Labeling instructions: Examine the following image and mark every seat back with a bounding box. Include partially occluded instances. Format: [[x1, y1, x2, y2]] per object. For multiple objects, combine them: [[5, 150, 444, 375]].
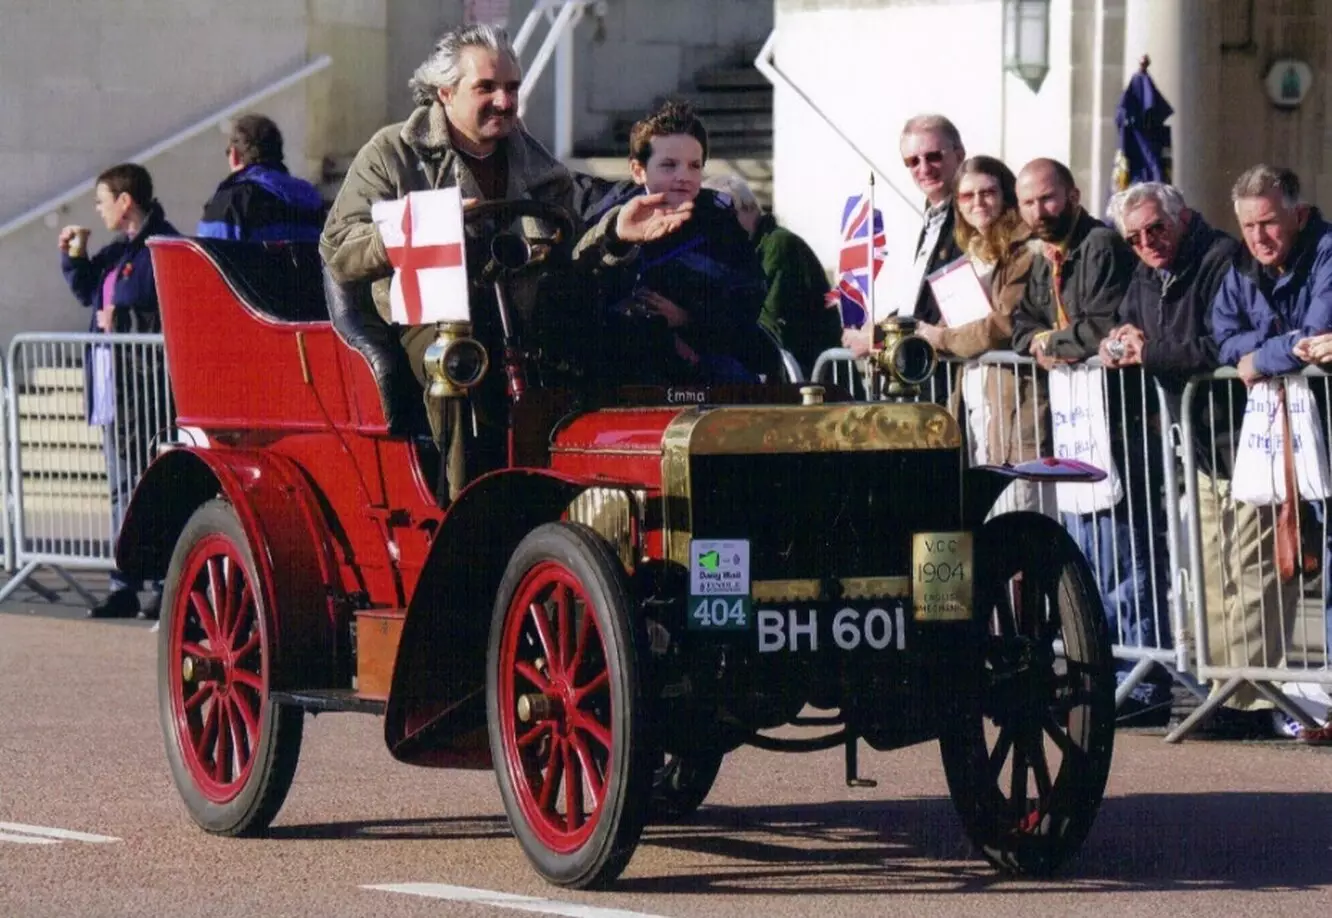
[[193, 240, 329, 323]]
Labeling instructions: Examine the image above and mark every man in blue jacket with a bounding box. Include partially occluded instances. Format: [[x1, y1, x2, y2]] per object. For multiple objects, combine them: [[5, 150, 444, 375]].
[[1211, 164, 1332, 745], [197, 114, 324, 242], [59, 163, 177, 619]]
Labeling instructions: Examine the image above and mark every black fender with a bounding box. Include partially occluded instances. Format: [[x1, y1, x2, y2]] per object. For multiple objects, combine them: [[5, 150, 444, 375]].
[[385, 468, 637, 768], [116, 447, 344, 689], [963, 458, 1106, 529]]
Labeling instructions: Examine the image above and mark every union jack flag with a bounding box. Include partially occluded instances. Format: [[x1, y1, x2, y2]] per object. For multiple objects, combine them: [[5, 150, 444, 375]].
[[827, 194, 887, 328]]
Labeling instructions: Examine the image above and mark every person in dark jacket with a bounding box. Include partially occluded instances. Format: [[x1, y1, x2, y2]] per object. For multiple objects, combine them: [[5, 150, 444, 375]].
[[59, 163, 177, 619], [1103, 181, 1289, 737], [573, 101, 771, 385], [1011, 158, 1172, 722], [703, 174, 840, 376], [842, 114, 965, 391], [197, 114, 324, 242], [1211, 165, 1332, 745]]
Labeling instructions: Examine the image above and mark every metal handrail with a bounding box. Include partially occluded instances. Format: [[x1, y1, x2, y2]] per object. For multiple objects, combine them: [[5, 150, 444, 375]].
[[0, 55, 333, 243], [753, 30, 921, 217], [514, 0, 598, 160]]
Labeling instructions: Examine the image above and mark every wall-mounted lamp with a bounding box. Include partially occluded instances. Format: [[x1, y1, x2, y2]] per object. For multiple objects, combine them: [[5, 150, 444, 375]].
[[1003, 0, 1051, 93]]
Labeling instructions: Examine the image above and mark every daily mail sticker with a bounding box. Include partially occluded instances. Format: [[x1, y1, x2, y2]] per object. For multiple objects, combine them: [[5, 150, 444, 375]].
[[689, 540, 750, 596]]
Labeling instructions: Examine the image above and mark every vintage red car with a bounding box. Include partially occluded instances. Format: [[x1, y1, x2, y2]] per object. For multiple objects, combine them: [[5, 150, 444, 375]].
[[120, 205, 1115, 889]]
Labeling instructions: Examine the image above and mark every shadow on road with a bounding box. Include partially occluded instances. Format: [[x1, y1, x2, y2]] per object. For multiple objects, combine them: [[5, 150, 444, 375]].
[[620, 793, 1332, 895], [267, 813, 512, 842]]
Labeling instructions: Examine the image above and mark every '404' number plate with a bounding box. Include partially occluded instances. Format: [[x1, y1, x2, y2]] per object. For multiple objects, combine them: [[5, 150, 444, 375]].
[[690, 596, 751, 631]]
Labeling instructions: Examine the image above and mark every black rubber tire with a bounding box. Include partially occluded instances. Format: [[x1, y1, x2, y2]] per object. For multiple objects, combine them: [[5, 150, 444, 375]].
[[486, 522, 651, 889], [158, 499, 303, 836], [649, 753, 724, 822], [938, 512, 1116, 875]]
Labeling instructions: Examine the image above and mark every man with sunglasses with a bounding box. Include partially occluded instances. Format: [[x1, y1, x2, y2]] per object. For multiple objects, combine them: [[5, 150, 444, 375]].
[[841, 115, 964, 397], [1103, 183, 1285, 738]]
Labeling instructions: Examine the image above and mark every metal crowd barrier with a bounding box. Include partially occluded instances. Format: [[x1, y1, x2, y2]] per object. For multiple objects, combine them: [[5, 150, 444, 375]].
[[1166, 367, 1331, 741], [0, 332, 172, 607]]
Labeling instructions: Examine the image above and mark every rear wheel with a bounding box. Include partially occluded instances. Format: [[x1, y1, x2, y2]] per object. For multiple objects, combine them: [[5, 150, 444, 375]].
[[939, 512, 1115, 875], [487, 522, 651, 889], [649, 752, 724, 821], [158, 499, 303, 836]]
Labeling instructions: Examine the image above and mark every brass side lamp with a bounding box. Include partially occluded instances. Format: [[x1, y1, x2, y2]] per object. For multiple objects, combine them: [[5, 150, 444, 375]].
[[422, 321, 489, 399], [872, 317, 939, 398]]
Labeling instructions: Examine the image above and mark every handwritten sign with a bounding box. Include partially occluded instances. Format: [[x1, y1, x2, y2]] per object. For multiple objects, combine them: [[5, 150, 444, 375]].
[[1048, 364, 1123, 514], [1231, 378, 1332, 505]]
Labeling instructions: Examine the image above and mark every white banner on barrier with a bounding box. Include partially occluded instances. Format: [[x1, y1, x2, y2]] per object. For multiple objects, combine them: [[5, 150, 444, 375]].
[[1231, 378, 1332, 506], [1048, 364, 1122, 514]]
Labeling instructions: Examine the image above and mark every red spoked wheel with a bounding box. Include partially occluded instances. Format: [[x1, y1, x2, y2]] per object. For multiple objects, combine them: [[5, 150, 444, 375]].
[[488, 522, 649, 889], [158, 499, 302, 836], [939, 512, 1116, 875]]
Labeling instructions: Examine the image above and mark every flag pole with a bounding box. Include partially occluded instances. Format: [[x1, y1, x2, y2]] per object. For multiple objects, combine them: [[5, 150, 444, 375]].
[[867, 172, 877, 331]]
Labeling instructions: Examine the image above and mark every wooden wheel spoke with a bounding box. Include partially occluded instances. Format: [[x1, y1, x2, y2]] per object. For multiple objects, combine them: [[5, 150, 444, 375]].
[[515, 661, 551, 693], [1009, 739, 1029, 815], [538, 737, 564, 812], [1042, 713, 1079, 757], [189, 589, 222, 647], [572, 713, 612, 753], [222, 564, 242, 645], [196, 699, 220, 761], [573, 670, 609, 706], [988, 726, 1014, 786], [555, 584, 573, 673], [182, 641, 214, 661], [991, 584, 1018, 639], [225, 697, 248, 772], [517, 721, 551, 750], [229, 693, 260, 753], [569, 733, 605, 805], [563, 742, 583, 831], [228, 583, 254, 650], [212, 701, 231, 783], [184, 683, 214, 714], [569, 609, 594, 678], [1021, 728, 1054, 801], [207, 558, 229, 642], [527, 600, 559, 677], [233, 630, 261, 664], [232, 669, 264, 693]]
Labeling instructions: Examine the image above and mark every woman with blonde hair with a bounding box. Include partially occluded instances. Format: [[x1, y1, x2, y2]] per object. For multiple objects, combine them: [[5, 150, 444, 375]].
[[916, 155, 1050, 512]]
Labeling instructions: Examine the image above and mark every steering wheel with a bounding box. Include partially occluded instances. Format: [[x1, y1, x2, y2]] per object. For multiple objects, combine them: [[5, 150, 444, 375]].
[[463, 198, 576, 278]]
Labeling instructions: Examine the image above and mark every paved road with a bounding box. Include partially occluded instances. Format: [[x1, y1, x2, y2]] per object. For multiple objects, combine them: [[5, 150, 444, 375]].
[[1, 573, 1330, 918]]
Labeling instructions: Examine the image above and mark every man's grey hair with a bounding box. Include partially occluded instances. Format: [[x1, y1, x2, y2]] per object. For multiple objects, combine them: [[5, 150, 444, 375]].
[[1107, 182, 1187, 234], [702, 174, 761, 214], [409, 23, 519, 107], [901, 113, 963, 149], [1231, 164, 1302, 210]]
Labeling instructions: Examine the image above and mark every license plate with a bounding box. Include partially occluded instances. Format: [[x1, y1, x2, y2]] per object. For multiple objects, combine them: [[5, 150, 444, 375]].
[[912, 531, 973, 622], [754, 603, 907, 653]]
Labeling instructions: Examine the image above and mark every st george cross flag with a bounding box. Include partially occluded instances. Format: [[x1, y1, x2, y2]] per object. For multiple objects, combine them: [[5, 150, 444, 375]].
[[371, 187, 470, 325], [827, 193, 887, 329], [1111, 61, 1173, 193]]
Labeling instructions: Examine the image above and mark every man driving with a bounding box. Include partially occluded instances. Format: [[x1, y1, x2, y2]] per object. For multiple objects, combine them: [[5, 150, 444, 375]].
[[320, 23, 692, 473]]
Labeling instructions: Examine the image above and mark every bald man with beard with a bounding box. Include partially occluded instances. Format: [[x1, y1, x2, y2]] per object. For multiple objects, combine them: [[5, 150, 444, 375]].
[[1011, 158, 1174, 724]]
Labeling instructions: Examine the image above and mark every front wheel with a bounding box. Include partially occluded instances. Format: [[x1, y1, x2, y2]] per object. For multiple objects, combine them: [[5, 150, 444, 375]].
[[158, 499, 303, 836], [939, 512, 1115, 875], [487, 522, 651, 889]]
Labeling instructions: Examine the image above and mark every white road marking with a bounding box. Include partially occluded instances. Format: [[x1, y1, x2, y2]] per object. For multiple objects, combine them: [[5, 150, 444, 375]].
[[364, 883, 673, 918], [0, 832, 59, 845], [0, 822, 121, 844]]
